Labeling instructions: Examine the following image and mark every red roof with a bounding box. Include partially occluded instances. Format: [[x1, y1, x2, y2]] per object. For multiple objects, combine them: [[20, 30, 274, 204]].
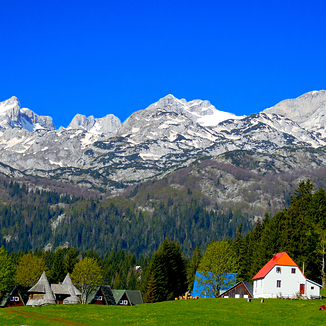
[[252, 252, 305, 280]]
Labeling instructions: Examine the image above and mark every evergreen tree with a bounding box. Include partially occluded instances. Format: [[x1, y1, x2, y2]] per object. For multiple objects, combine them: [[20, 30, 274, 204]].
[[49, 248, 66, 283], [0, 246, 16, 298], [65, 247, 79, 274], [143, 272, 158, 303], [144, 239, 187, 302], [233, 225, 247, 282], [186, 246, 202, 291]]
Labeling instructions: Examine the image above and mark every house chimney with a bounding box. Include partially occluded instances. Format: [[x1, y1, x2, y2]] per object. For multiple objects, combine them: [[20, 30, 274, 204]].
[[273, 254, 276, 260]]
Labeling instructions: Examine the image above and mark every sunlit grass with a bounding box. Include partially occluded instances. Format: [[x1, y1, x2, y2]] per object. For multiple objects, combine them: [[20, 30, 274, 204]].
[[1, 297, 326, 325]]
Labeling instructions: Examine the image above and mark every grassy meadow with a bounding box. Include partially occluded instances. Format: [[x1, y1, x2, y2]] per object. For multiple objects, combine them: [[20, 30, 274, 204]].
[[1, 297, 326, 326]]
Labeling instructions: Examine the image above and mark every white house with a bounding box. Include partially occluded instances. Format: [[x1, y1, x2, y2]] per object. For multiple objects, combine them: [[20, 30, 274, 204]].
[[252, 252, 322, 299]]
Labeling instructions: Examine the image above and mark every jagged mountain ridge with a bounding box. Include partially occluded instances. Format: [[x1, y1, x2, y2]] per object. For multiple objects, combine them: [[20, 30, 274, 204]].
[[0, 91, 325, 193], [264, 90, 326, 139], [0, 96, 55, 131]]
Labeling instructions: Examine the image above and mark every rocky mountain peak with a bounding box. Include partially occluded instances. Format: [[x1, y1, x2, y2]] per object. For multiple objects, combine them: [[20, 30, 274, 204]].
[[264, 90, 326, 123], [0, 96, 20, 111], [143, 94, 245, 127], [67, 113, 121, 136], [264, 90, 326, 139], [0, 96, 55, 132]]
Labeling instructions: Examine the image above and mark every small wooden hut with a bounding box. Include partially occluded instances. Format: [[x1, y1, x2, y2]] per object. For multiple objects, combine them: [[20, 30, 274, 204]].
[[218, 281, 253, 299]]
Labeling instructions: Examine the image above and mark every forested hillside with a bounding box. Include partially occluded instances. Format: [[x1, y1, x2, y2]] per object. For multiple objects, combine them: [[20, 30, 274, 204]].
[[0, 177, 252, 257]]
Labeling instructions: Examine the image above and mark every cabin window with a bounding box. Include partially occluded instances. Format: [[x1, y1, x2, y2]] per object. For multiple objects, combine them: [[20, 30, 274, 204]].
[[276, 267, 281, 273], [291, 268, 296, 274], [98, 296, 102, 301], [311, 286, 314, 290], [10, 296, 14, 301], [276, 280, 281, 288], [15, 297, 19, 301], [119, 299, 129, 305]]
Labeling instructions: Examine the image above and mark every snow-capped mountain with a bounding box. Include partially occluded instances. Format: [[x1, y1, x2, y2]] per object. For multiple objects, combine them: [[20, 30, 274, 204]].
[[0, 96, 55, 131], [0, 91, 325, 192], [143, 94, 246, 127]]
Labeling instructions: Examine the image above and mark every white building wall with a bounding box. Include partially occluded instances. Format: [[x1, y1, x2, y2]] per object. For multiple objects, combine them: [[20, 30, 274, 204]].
[[253, 265, 305, 298], [306, 280, 321, 298]]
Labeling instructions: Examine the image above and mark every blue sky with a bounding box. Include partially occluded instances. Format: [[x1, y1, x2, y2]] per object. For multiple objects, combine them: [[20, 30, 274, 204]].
[[1, 0, 325, 128]]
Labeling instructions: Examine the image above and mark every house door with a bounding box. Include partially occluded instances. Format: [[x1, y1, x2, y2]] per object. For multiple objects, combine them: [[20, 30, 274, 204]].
[[300, 284, 305, 294]]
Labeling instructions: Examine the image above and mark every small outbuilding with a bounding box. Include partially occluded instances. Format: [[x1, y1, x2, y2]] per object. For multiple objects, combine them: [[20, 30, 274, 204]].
[[111, 290, 143, 306], [0, 286, 29, 307], [218, 281, 253, 299], [86, 285, 116, 305]]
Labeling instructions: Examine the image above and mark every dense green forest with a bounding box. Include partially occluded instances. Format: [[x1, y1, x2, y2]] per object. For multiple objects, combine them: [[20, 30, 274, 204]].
[[0, 179, 252, 257]]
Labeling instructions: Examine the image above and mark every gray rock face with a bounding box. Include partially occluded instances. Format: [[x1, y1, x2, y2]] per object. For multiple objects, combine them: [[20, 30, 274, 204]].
[[0, 91, 326, 193], [67, 113, 121, 136], [68, 114, 96, 130], [264, 90, 326, 139], [0, 96, 55, 131]]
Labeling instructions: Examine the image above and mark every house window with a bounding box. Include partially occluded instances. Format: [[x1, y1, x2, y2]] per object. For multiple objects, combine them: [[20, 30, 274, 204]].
[[98, 296, 102, 301], [15, 297, 19, 302], [276, 280, 281, 288], [291, 268, 296, 274], [10, 296, 14, 302], [311, 287, 314, 290], [276, 267, 281, 273]]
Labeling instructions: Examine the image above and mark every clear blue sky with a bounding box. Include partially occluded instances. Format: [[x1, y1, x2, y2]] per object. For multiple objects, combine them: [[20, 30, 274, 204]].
[[1, 0, 325, 128]]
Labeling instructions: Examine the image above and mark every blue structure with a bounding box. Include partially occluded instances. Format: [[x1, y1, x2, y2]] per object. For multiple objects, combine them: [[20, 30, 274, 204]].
[[191, 271, 237, 298]]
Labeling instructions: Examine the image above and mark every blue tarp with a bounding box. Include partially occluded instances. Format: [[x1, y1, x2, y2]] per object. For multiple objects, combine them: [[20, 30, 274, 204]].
[[192, 271, 237, 298]]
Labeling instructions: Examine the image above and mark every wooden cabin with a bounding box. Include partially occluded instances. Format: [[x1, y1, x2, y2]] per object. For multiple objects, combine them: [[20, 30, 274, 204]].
[[111, 290, 143, 306], [218, 281, 253, 299], [0, 286, 29, 307], [86, 285, 115, 305]]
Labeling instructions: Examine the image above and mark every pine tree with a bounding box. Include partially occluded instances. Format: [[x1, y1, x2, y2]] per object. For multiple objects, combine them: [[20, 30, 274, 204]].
[[144, 239, 187, 302], [0, 246, 16, 298], [186, 246, 202, 291], [234, 225, 247, 282], [143, 273, 158, 303], [65, 247, 79, 274], [49, 248, 66, 283]]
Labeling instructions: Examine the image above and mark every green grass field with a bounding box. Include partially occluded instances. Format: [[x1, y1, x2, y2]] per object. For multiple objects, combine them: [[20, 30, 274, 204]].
[[1, 297, 326, 326]]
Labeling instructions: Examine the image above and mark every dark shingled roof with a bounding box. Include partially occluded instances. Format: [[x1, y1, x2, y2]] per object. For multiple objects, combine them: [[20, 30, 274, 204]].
[[111, 290, 143, 305], [86, 285, 116, 305]]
